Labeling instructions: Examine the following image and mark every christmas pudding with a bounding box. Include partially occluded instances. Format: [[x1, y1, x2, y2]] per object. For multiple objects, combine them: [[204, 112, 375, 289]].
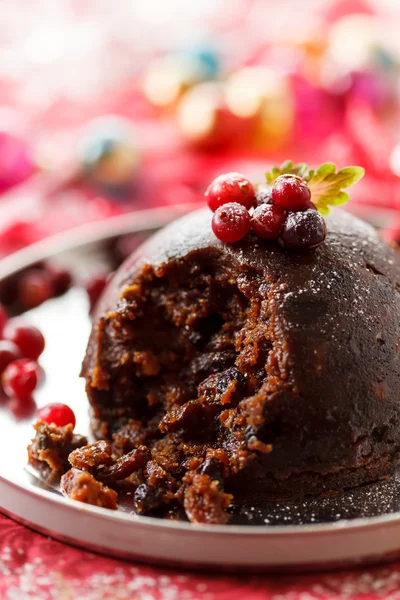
[[78, 162, 400, 522], [26, 160, 399, 524]]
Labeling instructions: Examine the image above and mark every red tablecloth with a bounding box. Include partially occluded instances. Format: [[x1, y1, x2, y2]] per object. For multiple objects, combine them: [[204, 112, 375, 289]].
[[2, 513, 400, 599]]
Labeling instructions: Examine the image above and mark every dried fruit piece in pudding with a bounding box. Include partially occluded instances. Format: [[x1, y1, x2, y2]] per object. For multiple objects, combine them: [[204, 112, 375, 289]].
[[37, 403, 76, 429], [3, 320, 45, 361], [206, 172, 256, 212], [28, 421, 87, 482], [211, 202, 250, 243], [61, 468, 118, 509], [133, 460, 176, 515], [98, 447, 151, 483], [251, 203, 286, 239], [280, 209, 326, 250], [68, 440, 113, 471], [272, 174, 311, 211], [183, 472, 232, 525], [134, 483, 163, 514]]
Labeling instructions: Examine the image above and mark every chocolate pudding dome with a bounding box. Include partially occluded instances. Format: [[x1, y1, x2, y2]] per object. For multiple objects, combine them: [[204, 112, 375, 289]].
[[81, 162, 400, 524]]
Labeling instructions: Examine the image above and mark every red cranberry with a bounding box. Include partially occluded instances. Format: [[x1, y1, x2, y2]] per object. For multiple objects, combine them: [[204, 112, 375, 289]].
[[206, 173, 256, 212], [302, 200, 317, 211], [212, 202, 251, 243], [2, 359, 39, 399], [17, 269, 54, 310], [37, 403, 76, 429], [251, 204, 286, 240], [0, 276, 18, 307], [0, 341, 22, 374], [47, 265, 73, 296], [0, 304, 8, 336], [255, 187, 273, 206], [3, 320, 45, 360], [279, 209, 326, 250], [272, 175, 311, 211], [84, 273, 108, 312], [8, 395, 36, 419]]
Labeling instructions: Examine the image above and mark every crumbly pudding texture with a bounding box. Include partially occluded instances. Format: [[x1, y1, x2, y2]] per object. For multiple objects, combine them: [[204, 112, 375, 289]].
[[84, 253, 278, 523], [29, 208, 400, 524]]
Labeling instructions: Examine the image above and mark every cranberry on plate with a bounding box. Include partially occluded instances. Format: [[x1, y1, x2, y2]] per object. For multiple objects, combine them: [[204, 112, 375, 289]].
[[84, 273, 108, 313], [3, 320, 45, 360], [0, 340, 22, 374], [17, 269, 54, 310], [0, 304, 8, 336], [37, 402, 76, 429], [2, 359, 40, 400]]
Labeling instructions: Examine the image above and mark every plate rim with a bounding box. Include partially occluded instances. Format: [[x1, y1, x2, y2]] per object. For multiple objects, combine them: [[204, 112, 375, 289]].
[[0, 202, 203, 280]]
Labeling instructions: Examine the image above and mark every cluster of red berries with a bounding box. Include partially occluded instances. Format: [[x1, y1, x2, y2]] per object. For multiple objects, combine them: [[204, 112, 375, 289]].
[[0, 304, 76, 428], [0, 308, 44, 403], [205, 172, 326, 250]]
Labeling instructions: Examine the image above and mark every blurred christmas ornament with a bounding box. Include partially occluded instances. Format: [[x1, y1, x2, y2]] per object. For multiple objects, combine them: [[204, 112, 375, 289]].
[[349, 69, 396, 112], [143, 46, 221, 111], [144, 57, 196, 110], [321, 12, 398, 114], [183, 45, 221, 79], [327, 14, 378, 72], [326, 13, 398, 76], [321, 64, 396, 113], [291, 75, 339, 144], [0, 132, 35, 194], [177, 81, 244, 149], [390, 144, 400, 178], [346, 99, 395, 178], [321, 0, 374, 24], [78, 116, 140, 198], [225, 67, 294, 150]]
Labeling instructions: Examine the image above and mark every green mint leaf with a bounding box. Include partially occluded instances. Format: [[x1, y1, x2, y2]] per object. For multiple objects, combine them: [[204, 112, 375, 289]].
[[265, 161, 308, 185], [307, 165, 365, 214]]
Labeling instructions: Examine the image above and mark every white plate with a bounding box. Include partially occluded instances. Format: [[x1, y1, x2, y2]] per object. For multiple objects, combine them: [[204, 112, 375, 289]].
[[2, 205, 400, 571]]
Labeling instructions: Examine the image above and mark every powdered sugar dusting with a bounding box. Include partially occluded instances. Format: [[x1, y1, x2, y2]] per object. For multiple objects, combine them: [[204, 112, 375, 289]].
[[236, 471, 400, 526]]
